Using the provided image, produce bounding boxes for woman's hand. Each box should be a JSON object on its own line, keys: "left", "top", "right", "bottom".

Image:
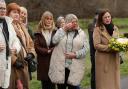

{"left": 63, "top": 23, "right": 74, "bottom": 31}
{"left": 65, "top": 52, "right": 76, "bottom": 59}
{"left": 47, "top": 47, "right": 54, "bottom": 54}
{"left": 47, "top": 49, "right": 52, "bottom": 54}
{"left": 0, "top": 42, "right": 5, "bottom": 52}
{"left": 10, "top": 48, "right": 17, "bottom": 55}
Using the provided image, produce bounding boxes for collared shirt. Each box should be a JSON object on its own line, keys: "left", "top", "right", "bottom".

{"left": 42, "top": 30, "right": 52, "bottom": 47}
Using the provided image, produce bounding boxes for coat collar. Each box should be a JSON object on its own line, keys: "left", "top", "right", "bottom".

{"left": 4, "top": 16, "right": 13, "bottom": 24}
{"left": 100, "top": 26, "right": 112, "bottom": 41}
{"left": 100, "top": 25, "right": 119, "bottom": 41}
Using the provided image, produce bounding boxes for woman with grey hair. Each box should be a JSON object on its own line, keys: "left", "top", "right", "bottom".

{"left": 56, "top": 16, "right": 65, "bottom": 29}
{"left": 49, "top": 14, "right": 89, "bottom": 89}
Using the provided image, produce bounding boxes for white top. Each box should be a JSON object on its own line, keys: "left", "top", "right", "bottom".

{"left": 42, "top": 30, "right": 52, "bottom": 47}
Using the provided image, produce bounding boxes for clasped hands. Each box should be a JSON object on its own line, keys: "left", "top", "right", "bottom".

{"left": 64, "top": 52, "right": 76, "bottom": 59}
{"left": 47, "top": 47, "right": 54, "bottom": 54}
{"left": 0, "top": 43, "right": 17, "bottom": 55}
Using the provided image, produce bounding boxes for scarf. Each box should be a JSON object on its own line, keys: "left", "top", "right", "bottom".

{"left": 104, "top": 23, "right": 114, "bottom": 36}
{"left": 0, "top": 18, "right": 9, "bottom": 60}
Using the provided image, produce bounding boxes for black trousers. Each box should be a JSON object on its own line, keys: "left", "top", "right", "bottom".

{"left": 41, "top": 80, "right": 55, "bottom": 89}
{"left": 90, "top": 54, "right": 96, "bottom": 89}
{"left": 0, "top": 87, "right": 4, "bottom": 89}
{"left": 57, "top": 68, "right": 77, "bottom": 89}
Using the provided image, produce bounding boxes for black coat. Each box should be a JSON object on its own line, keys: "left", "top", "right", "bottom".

{"left": 88, "top": 23, "right": 96, "bottom": 57}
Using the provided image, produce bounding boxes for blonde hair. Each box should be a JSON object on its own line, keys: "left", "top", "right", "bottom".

{"left": 20, "top": 6, "right": 28, "bottom": 26}
{"left": 20, "top": 6, "right": 27, "bottom": 13}
{"left": 38, "top": 11, "right": 55, "bottom": 31}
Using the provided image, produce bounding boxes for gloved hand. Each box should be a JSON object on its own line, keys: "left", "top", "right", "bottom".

{"left": 14, "top": 60, "right": 24, "bottom": 69}
{"left": 24, "top": 53, "right": 35, "bottom": 62}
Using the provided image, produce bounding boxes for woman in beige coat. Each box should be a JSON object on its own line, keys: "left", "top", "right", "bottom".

{"left": 93, "top": 9, "right": 120, "bottom": 89}
{"left": 49, "top": 14, "right": 89, "bottom": 89}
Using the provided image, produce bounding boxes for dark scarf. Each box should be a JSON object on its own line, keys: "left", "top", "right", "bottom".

{"left": 104, "top": 23, "right": 114, "bottom": 36}
{"left": 67, "top": 29, "right": 79, "bottom": 39}
{"left": 0, "top": 18, "right": 9, "bottom": 60}
{"left": 0, "top": 18, "right": 9, "bottom": 40}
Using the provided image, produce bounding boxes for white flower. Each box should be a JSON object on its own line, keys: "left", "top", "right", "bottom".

{"left": 116, "top": 38, "right": 128, "bottom": 44}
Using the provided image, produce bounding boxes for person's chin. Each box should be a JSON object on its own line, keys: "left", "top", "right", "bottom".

{"left": 0, "top": 15, "right": 5, "bottom": 18}
{"left": 106, "top": 22, "right": 111, "bottom": 24}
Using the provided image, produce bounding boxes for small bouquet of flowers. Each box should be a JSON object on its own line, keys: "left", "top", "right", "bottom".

{"left": 109, "top": 37, "right": 128, "bottom": 52}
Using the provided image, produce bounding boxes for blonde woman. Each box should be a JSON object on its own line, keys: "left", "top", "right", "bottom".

{"left": 20, "top": 6, "right": 34, "bottom": 39}
{"left": 20, "top": 6, "right": 27, "bottom": 27}
{"left": 34, "top": 11, "right": 56, "bottom": 89}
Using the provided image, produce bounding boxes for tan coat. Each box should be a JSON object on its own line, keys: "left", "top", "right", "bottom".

{"left": 8, "top": 23, "right": 35, "bottom": 89}
{"left": 93, "top": 26, "right": 120, "bottom": 89}
{"left": 8, "top": 49, "right": 29, "bottom": 89}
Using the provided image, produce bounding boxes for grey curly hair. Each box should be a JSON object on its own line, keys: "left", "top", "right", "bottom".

{"left": 65, "top": 14, "right": 78, "bottom": 23}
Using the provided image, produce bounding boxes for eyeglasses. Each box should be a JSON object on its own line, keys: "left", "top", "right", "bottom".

{"left": 0, "top": 7, "right": 6, "bottom": 11}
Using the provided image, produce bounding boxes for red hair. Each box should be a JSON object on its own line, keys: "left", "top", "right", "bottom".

{"left": 6, "top": 3, "right": 20, "bottom": 16}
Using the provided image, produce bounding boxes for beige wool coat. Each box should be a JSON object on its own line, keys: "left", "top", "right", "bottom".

{"left": 93, "top": 25, "right": 120, "bottom": 89}
{"left": 48, "top": 29, "right": 88, "bottom": 86}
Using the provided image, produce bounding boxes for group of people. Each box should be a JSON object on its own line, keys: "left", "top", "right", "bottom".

{"left": 34, "top": 11, "right": 88, "bottom": 89}
{"left": 0, "top": 0, "right": 122, "bottom": 89}
{"left": 0, "top": 0, "right": 35, "bottom": 89}
{"left": 0, "top": 0, "right": 88, "bottom": 89}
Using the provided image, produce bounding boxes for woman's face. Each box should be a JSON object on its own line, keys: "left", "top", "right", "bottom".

{"left": 71, "top": 19, "right": 78, "bottom": 30}
{"left": 60, "top": 18, "right": 65, "bottom": 28}
{"left": 44, "top": 16, "right": 53, "bottom": 27}
{"left": 20, "top": 10, "right": 27, "bottom": 21}
{"left": 0, "top": 3, "right": 6, "bottom": 17}
{"left": 9, "top": 10, "right": 19, "bottom": 21}
{"left": 102, "top": 12, "right": 111, "bottom": 24}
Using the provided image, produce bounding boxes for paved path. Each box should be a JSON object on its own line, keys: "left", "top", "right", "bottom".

{"left": 85, "top": 76, "right": 128, "bottom": 89}
{"left": 121, "top": 76, "right": 128, "bottom": 89}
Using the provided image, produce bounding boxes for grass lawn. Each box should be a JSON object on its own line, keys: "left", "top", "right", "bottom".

{"left": 29, "top": 18, "right": 128, "bottom": 89}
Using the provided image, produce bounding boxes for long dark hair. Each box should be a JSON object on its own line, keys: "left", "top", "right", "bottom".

{"left": 97, "top": 9, "right": 112, "bottom": 27}
{"left": 97, "top": 9, "right": 114, "bottom": 36}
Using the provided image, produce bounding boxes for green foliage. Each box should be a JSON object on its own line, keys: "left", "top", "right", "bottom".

{"left": 29, "top": 21, "right": 38, "bottom": 32}
{"left": 113, "top": 18, "right": 128, "bottom": 27}
{"left": 30, "top": 72, "right": 41, "bottom": 89}
{"left": 120, "top": 52, "right": 128, "bottom": 76}
{"left": 81, "top": 52, "right": 91, "bottom": 88}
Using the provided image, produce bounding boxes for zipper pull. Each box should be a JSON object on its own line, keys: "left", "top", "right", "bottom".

{"left": 6, "top": 63, "right": 8, "bottom": 69}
